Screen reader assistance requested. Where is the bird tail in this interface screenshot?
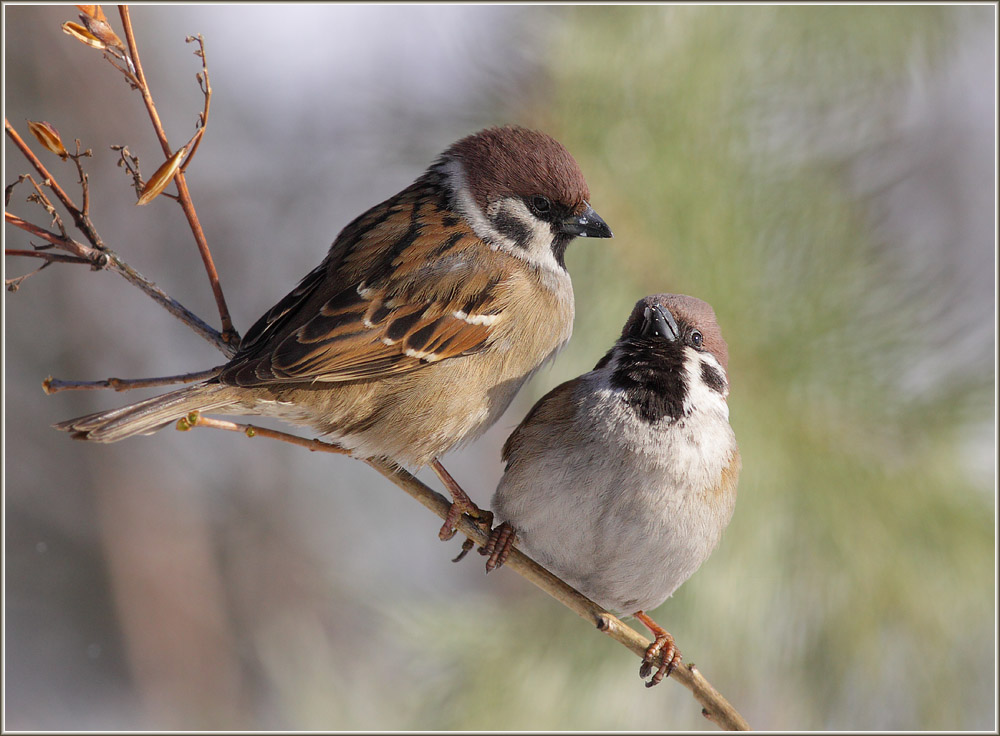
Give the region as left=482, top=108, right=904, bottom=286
left=54, top=383, right=240, bottom=443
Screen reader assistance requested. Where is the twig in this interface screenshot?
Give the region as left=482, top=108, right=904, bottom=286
left=6, top=261, right=53, bottom=291
left=5, top=249, right=91, bottom=265
left=118, top=6, right=237, bottom=346
left=5, top=215, right=105, bottom=263
left=21, top=173, right=68, bottom=237
left=5, top=210, right=233, bottom=356
left=42, top=368, right=222, bottom=394
left=5, top=118, right=103, bottom=248
left=182, top=34, right=211, bottom=169
left=181, top=413, right=751, bottom=731
left=5, top=248, right=93, bottom=290
left=69, top=140, right=93, bottom=215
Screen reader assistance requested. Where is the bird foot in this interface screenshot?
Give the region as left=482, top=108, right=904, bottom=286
left=479, top=521, right=516, bottom=572
left=430, top=458, right=493, bottom=551
left=635, top=611, right=681, bottom=687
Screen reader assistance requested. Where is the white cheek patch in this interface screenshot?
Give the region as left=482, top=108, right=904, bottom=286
left=491, top=198, right=562, bottom=273
left=681, top=349, right=730, bottom=420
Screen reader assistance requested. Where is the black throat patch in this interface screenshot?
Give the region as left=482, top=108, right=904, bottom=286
left=608, top=338, right=689, bottom=423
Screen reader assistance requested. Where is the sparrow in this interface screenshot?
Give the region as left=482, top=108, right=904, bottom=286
left=486, top=294, right=740, bottom=686
left=55, top=125, right=613, bottom=534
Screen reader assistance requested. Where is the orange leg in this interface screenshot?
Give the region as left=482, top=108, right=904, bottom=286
left=634, top=611, right=682, bottom=687
left=480, top=521, right=517, bottom=572
left=430, top=458, right=491, bottom=543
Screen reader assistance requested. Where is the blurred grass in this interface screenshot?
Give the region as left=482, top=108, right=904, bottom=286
left=416, top=5, right=993, bottom=730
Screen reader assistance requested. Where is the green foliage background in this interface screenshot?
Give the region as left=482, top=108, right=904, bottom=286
left=414, top=6, right=994, bottom=729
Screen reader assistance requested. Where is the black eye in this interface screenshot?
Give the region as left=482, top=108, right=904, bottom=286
left=690, top=330, right=704, bottom=348
left=528, top=195, right=552, bottom=216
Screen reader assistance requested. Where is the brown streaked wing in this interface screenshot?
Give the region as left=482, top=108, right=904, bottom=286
left=220, top=176, right=505, bottom=387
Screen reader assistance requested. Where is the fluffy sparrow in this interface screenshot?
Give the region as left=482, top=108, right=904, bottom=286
left=486, top=294, right=740, bottom=686
left=56, top=125, right=612, bottom=534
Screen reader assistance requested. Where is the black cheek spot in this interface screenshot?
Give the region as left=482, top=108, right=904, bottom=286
left=700, top=361, right=727, bottom=394
left=492, top=211, right=531, bottom=248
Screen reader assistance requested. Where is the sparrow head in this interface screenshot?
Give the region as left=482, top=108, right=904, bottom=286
left=598, top=294, right=730, bottom=423
left=437, top=126, right=612, bottom=270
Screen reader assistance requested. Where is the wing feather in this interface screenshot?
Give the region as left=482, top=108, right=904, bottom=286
left=220, top=174, right=506, bottom=387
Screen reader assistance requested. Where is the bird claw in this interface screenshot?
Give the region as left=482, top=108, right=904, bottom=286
left=640, top=631, right=681, bottom=687
left=432, top=458, right=491, bottom=547
left=634, top=611, right=681, bottom=687
left=479, top=521, right=516, bottom=572
left=451, top=537, right=476, bottom=563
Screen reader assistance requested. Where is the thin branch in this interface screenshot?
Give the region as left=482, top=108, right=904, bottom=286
left=5, top=118, right=103, bottom=248
left=69, top=140, right=93, bottom=215
left=181, top=413, right=751, bottom=731
left=42, top=368, right=222, bottom=394
left=182, top=34, right=211, bottom=169
left=5, top=214, right=103, bottom=262
left=118, top=5, right=237, bottom=346
left=6, top=261, right=53, bottom=292
left=22, top=173, right=68, bottom=237
left=5, top=211, right=233, bottom=356
left=5, top=249, right=92, bottom=266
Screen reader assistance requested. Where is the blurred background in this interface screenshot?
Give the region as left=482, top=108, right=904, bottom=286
left=4, top=5, right=995, bottom=730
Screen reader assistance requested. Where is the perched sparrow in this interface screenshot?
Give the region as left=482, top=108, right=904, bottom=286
left=487, top=294, right=740, bottom=686
left=56, top=126, right=612, bottom=532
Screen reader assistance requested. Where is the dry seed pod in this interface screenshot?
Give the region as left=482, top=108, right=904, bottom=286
left=136, top=147, right=187, bottom=205
left=27, top=121, right=69, bottom=158
left=61, top=21, right=106, bottom=50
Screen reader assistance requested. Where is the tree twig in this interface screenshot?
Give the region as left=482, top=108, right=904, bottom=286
left=5, top=118, right=103, bottom=248
left=42, top=368, right=222, bottom=394
left=5, top=208, right=233, bottom=356
left=117, top=6, right=237, bottom=347
left=180, top=413, right=751, bottom=731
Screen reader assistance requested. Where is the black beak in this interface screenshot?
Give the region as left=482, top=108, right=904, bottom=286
left=641, top=305, right=680, bottom=341
left=559, top=202, right=613, bottom=239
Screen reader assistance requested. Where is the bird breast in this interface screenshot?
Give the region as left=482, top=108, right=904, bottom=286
left=495, top=375, right=739, bottom=614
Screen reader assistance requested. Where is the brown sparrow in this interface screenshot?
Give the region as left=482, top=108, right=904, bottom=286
left=56, top=125, right=612, bottom=532
left=486, top=294, right=740, bottom=686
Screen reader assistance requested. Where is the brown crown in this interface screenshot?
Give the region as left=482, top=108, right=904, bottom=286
left=623, top=293, right=729, bottom=371
left=444, top=126, right=591, bottom=214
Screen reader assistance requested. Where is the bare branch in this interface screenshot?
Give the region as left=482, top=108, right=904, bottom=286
left=5, top=210, right=232, bottom=355
left=42, top=368, right=223, bottom=394
left=5, top=248, right=92, bottom=265
left=182, top=34, right=212, bottom=169
left=5, top=214, right=101, bottom=261
left=5, top=118, right=104, bottom=248
left=117, top=6, right=237, bottom=346
left=6, top=261, right=53, bottom=291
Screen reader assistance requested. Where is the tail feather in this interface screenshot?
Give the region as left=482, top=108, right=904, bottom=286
left=54, top=383, right=239, bottom=442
